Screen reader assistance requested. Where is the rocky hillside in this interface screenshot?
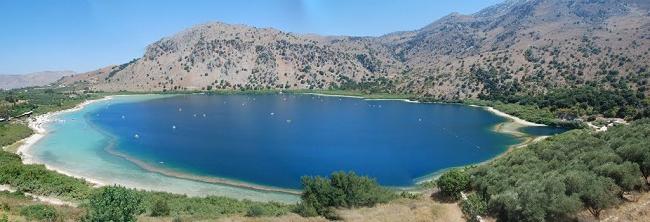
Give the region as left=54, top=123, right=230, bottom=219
left=0, top=71, right=75, bottom=89
left=60, top=0, right=650, bottom=100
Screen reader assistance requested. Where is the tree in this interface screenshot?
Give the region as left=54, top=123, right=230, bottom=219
left=4, top=95, right=16, bottom=106
left=437, top=169, right=470, bottom=200
left=84, top=186, right=143, bottom=222
left=580, top=177, right=620, bottom=218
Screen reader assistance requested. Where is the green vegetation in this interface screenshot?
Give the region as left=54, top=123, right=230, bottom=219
left=149, top=198, right=170, bottom=217
left=84, top=186, right=144, bottom=222
left=0, top=151, right=92, bottom=200
left=19, top=204, right=58, bottom=221
left=0, top=123, right=31, bottom=147
left=0, top=87, right=100, bottom=118
left=478, top=85, right=649, bottom=123
left=436, top=169, right=470, bottom=200
left=468, top=119, right=650, bottom=221
left=138, top=192, right=291, bottom=219
left=297, top=171, right=395, bottom=218
left=460, top=193, right=487, bottom=222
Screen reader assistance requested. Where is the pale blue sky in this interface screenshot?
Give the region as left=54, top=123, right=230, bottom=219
left=0, top=0, right=503, bottom=74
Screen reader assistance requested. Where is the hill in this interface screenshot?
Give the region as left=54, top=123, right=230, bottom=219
left=60, top=0, right=650, bottom=101
left=0, top=71, right=75, bottom=89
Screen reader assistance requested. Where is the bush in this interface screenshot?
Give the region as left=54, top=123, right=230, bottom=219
left=437, top=169, right=470, bottom=200
left=20, top=204, right=58, bottom=221
left=84, top=186, right=143, bottom=222
left=460, top=194, right=487, bottom=222
left=298, top=171, right=395, bottom=218
left=0, top=151, right=91, bottom=200
left=149, top=198, right=170, bottom=217
left=246, top=205, right=266, bottom=217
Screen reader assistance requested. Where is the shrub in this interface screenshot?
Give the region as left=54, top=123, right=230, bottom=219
left=84, top=186, right=143, bottom=222
left=437, top=169, right=470, bottom=200
left=246, top=205, right=266, bottom=217
left=298, top=171, right=395, bottom=218
left=460, top=194, right=487, bottom=222
left=149, top=198, right=170, bottom=217
left=19, top=204, right=58, bottom=221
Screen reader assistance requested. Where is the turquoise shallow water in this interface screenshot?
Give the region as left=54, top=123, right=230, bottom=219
left=29, top=95, right=300, bottom=203
left=28, top=94, right=563, bottom=202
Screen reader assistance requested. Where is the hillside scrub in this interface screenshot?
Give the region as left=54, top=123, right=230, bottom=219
left=297, top=171, right=396, bottom=218
left=0, top=123, right=32, bottom=147
left=0, top=151, right=92, bottom=200
left=469, top=119, right=650, bottom=221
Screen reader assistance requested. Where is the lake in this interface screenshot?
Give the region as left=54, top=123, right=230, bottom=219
left=29, top=94, right=565, bottom=201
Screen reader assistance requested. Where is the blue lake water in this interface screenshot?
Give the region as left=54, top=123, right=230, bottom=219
left=29, top=94, right=566, bottom=201
left=87, top=94, right=525, bottom=189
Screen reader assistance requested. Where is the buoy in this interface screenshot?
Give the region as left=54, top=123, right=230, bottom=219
left=270, top=112, right=275, bottom=116
left=202, top=114, right=206, bottom=117
left=134, top=134, right=140, bottom=139
left=121, top=115, right=125, bottom=119
left=172, top=125, right=176, bottom=129
left=178, top=108, right=182, bottom=112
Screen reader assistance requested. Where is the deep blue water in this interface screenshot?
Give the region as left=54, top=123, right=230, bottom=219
left=88, top=94, right=534, bottom=189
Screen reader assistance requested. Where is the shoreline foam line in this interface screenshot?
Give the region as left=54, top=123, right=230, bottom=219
left=104, top=145, right=302, bottom=195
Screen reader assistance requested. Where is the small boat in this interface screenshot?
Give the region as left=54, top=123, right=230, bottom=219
left=134, top=134, right=140, bottom=139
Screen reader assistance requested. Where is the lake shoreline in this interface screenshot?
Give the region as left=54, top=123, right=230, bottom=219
left=16, top=91, right=553, bottom=200
left=16, top=96, right=115, bottom=187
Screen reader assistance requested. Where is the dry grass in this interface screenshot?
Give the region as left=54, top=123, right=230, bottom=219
left=335, top=196, right=463, bottom=222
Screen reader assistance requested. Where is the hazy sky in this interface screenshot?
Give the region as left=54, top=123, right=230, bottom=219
left=0, top=0, right=503, bottom=74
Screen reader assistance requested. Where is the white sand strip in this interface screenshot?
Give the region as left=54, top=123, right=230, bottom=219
left=483, top=107, right=546, bottom=126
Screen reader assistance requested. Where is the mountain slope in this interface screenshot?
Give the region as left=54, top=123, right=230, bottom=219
left=0, top=71, right=75, bottom=89
left=61, top=0, right=650, bottom=100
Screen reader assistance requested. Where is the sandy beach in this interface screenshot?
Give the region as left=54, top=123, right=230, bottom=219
left=483, top=106, right=546, bottom=126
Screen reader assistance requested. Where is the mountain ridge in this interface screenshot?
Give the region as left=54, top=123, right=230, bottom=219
left=60, top=0, right=650, bottom=101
